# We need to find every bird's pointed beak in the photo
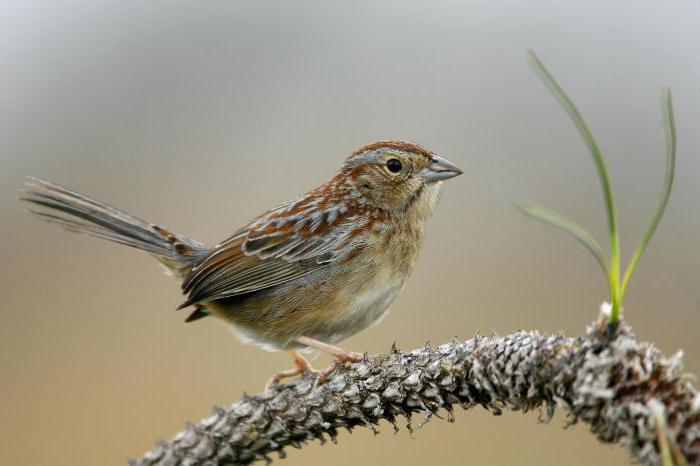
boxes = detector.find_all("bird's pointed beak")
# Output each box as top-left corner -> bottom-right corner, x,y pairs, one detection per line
421,155 -> 464,182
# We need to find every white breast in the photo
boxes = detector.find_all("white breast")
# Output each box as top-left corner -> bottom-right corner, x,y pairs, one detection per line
353,277 -> 405,324
320,267 -> 406,344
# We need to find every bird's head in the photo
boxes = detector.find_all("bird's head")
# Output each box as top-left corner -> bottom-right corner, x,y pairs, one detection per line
340,140 -> 463,212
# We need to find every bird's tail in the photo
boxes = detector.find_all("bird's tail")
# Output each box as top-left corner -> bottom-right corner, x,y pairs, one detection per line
20,178 -> 207,277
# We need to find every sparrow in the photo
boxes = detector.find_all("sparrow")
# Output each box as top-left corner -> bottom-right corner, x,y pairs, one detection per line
21,141 -> 463,385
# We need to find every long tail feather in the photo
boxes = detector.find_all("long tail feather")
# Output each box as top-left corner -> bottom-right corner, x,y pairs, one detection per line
20,178 -> 207,272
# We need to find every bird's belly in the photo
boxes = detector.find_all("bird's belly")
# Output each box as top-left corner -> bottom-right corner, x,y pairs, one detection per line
319,277 -> 405,344
208,266 -> 407,350
354,281 -> 404,321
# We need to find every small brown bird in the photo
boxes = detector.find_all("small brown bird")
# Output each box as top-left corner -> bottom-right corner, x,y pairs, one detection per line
22,141 -> 462,384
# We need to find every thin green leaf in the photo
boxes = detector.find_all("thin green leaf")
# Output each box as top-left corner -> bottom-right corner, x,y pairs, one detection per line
515,203 -> 609,274
528,49 -> 621,323
527,50 -> 618,252
620,89 -> 677,299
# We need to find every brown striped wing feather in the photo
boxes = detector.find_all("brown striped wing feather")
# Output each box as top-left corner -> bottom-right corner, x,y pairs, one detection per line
179,191 -> 363,308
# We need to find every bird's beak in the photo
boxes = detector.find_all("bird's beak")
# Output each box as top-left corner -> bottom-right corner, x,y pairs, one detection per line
421,155 -> 464,182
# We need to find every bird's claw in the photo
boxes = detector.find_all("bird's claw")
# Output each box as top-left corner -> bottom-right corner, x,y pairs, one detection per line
266,349 -> 365,391
265,366 -> 323,391
335,351 -> 363,363
312,353 -> 364,387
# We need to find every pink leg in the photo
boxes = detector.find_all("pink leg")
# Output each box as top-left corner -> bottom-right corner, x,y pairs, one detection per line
295,336 -> 364,363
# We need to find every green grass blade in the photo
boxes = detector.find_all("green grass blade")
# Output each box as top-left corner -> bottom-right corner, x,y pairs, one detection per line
527,51 -> 618,248
528,50 -> 621,322
516,203 -> 609,274
620,89 -> 676,299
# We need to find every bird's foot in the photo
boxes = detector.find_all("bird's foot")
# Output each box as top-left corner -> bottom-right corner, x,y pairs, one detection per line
312,350 -> 364,387
291,336 -> 366,386
267,339 -> 366,390
334,350 -> 363,364
265,350 -> 320,391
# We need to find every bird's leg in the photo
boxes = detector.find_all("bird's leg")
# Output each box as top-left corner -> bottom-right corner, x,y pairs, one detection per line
295,336 -> 365,386
266,339 -> 363,389
295,336 -> 364,363
265,350 -> 318,390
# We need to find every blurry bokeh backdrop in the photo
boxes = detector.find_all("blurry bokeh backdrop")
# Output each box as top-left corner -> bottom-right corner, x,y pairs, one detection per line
2,1 -> 699,465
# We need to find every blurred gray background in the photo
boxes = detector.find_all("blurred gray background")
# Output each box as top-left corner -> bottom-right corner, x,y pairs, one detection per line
1,1 -> 699,465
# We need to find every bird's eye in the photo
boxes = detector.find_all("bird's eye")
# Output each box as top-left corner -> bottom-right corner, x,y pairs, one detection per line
386,158 -> 403,173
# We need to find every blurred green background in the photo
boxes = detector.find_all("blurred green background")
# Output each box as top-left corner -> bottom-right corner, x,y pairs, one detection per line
2,1 -> 699,465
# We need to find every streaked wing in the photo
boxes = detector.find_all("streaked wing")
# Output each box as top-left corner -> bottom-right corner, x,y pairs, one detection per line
179,191 -> 365,308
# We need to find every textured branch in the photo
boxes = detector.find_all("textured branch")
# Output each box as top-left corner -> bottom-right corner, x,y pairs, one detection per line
131,311 -> 700,466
